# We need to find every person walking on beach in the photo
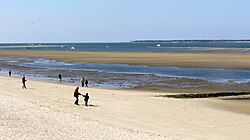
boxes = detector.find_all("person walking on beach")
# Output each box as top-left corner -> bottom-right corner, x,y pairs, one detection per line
80,77 -> 85,87
85,79 -> 88,87
58,73 -> 62,83
22,76 -> 27,89
9,70 -> 12,77
73,87 -> 81,105
82,93 -> 89,106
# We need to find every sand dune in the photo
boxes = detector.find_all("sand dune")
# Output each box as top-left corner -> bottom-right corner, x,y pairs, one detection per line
0,76 -> 250,139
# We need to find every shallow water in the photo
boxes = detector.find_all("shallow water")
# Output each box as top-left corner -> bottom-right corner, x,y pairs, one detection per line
3,57 -> 250,84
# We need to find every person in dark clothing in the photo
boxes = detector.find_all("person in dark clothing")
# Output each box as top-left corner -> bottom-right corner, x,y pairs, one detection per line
9,70 -> 12,77
85,80 -> 88,87
58,74 -> 62,83
82,93 -> 89,106
22,76 -> 27,89
73,87 -> 81,105
80,77 -> 85,87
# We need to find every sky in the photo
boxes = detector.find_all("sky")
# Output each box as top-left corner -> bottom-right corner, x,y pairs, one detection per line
0,0 -> 250,42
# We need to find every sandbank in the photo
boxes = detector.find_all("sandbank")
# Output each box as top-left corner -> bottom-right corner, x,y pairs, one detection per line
0,51 -> 250,70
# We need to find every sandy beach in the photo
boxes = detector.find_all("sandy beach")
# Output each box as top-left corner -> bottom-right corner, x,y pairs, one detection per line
0,76 -> 250,139
1,0 -> 250,139
1,51 -> 250,70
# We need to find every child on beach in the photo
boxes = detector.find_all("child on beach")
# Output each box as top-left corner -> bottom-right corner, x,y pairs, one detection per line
82,93 -> 89,106
85,80 -> 88,87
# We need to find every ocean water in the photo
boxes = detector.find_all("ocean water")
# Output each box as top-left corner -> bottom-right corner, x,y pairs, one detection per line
1,42 -> 250,53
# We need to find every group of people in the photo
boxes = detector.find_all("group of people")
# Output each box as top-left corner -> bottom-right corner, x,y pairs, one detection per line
5,71 -> 90,106
74,87 -> 89,106
8,70 -> 27,89
58,74 -> 89,87
80,77 -> 88,87
58,74 -> 91,106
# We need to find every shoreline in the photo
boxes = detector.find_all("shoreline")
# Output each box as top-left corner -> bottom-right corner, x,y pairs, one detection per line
0,51 -> 250,70
1,57 -> 250,94
1,50 -> 250,94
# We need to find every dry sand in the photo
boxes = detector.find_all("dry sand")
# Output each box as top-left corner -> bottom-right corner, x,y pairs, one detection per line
0,76 -> 250,139
1,51 -> 250,70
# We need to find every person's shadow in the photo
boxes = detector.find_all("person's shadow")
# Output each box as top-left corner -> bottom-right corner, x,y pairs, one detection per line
220,97 -> 250,101
84,104 -> 99,107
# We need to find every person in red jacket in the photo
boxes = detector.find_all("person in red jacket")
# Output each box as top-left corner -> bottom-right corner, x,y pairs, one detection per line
74,87 -> 81,105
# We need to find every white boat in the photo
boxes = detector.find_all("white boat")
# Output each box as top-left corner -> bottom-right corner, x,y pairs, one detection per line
156,44 -> 161,47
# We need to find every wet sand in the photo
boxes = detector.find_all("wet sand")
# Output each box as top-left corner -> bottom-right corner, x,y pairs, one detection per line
0,76 -> 250,139
1,58 -> 250,93
133,84 -> 250,94
1,51 -> 250,70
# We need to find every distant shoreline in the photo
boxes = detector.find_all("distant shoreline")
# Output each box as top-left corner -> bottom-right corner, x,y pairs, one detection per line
1,39 -> 250,44
130,39 -> 250,43
0,45 -> 60,49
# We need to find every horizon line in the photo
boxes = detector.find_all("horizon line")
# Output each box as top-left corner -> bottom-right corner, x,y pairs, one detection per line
1,39 -> 250,44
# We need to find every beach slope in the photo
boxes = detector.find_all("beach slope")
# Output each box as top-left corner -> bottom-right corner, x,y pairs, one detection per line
0,76 -> 250,139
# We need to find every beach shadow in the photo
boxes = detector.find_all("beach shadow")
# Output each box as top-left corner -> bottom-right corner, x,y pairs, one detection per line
86,104 -> 99,107
22,88 -> 35,90
220,97 -> 250,101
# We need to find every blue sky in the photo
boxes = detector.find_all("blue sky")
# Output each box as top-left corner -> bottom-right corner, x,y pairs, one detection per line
0,0 -> 250,42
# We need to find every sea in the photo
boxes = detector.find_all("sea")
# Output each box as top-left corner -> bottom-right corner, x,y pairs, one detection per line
0,42 -> 250,89
1,42 -> 250,53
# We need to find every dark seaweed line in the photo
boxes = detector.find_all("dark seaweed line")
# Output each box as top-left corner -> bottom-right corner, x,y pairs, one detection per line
157,92 -> 250,99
